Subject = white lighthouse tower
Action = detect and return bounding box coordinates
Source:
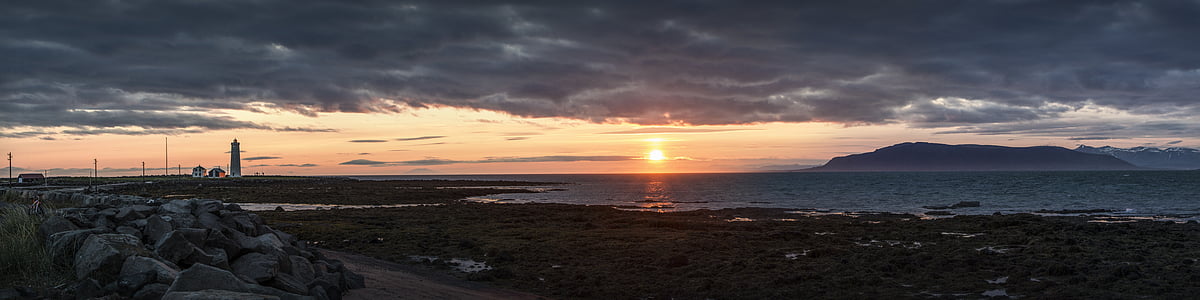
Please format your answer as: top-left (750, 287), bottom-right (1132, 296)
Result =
top-left (229, 139), bottom-right (242, 177)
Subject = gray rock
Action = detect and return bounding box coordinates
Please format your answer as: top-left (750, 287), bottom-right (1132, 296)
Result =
top-left (115, 271), bottom-right (155, 296)
top-left (197, 212), bottom-right (226, 231)
top-left (144, 215), bottom-right (174, 244)
top-left (341, 271), bottom-right (365, 290)
top-left (131, 205), bottom-right (157, 215)
top-left (46, 228), bottom-right (107, 267)
top-left (289, 256), bottom-right (315, 283)
top-left (93, 215), bottom-right (117, 230)
top-left (115, 226), bottom-right (142, 238)
top-left (225, 203), bottom-right (244, 211)
top-left (193, 199), bottom-right (223, 215)
top-left (155, 230), bottom-right (199, 265)
top-left (181, 248), bottom-right (227, 270)
top-left (178, 228), bottom-right (208, 246)
top-left (74, 278), bottom-right (106, 299)
top-left (160, 199), bottom-right (195, 215)
top-left (307, 286), bottom-right (329, 300)
top-left (204, 248), bottom-right (231, 270)
top-left (163, 290), bottom-right (281, 300)
top-left (131, 218), bottom-right (149, 228)
top-left (122, 256), bottom-right (181, 285)
top-left (167, 263), bottom-right (252, 293)
top-left (205, 230), bottom-right (242, 260)
top-left (257, 233), bottom-right (286, 253)
top-left (231, 253), bottom-right (280, 284)
top-left (132, 283), bottom-right (169, 300)
top-left (75, 234), bottom-right (149, 284)
top-left (308, 277), bottom-right (340, 300)
top-left (37, 216), bottom-right (80, 241)
top-left (163, 213), bottom-right (198, 229)
top-left (115, 207), bottom-right (146, 222)
top-left (99, 208), bottom-right (120, 218)
top-left (272, 230), bottom-right (298, 246)
top-left (0, 288), bottom-right (22, 300)
top-left (269, 273), bottom-right (310, 295)
top-left (222, 213), bottom-right (258, 236)
top-left (226, 229), bottom-right (263, 254)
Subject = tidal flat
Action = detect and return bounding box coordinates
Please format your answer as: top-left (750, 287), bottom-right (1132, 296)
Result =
top-left (262, 204), bottom-right (1200, 299)
top-left (110, 178), bottom-right (1200, 298)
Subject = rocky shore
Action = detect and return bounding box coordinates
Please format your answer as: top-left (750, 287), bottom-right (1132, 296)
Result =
top-left (2, 188), bottom-right (363, 300)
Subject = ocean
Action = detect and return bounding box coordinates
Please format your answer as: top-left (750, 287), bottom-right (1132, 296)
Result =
top-left (351, 171), bottom-right (1200, 217)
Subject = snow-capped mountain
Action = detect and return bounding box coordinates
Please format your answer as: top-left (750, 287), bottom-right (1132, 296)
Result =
top-left (1074, 145), bottom-right (1200, 170)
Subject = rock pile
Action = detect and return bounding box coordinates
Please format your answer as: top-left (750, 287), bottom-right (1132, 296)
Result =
top-left (17, 188), bottom-right (363, 300)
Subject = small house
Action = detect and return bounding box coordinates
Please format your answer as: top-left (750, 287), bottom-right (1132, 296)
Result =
top-left (17, 173), bottom-right (45, 183)
top-left (191, 165), bottom-right (207, 177)
top-left (207, 167), bottom-right (226, 178)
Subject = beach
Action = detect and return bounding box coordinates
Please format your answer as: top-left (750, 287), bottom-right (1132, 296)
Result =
top-left (105, 177), bottom-right (1200, 299)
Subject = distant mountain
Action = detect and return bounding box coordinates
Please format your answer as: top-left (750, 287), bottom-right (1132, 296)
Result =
top-left (1074, 145), bottom-right (1200, 170)
top-left (805, 142), bottom-right (1143, 172)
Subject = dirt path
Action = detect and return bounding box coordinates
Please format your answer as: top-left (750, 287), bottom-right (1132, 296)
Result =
top-left (318, 249), bottom-right (545, 300)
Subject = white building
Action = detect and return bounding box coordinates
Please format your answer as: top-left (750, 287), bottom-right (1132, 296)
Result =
top-left (191, 165), bottom-right (207, 177)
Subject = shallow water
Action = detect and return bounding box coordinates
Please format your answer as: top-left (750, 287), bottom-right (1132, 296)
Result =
top-left (352, 171), bottom-right (1200, 217)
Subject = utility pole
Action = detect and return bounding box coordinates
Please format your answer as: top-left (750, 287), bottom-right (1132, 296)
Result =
top-left (90, 158), bottom-right (97, 189)
top-left (142, 162), bottom-right (146, 177)
top-left (177, 164), bottom-right (181, 176)
top-left (6, 152), bottom-right (11, 184)
top-left (165, 137), bottom-right (169, 176)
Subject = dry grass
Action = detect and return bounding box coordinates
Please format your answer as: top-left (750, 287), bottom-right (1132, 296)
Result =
top-left (0, 191), bottom-right (72, 288)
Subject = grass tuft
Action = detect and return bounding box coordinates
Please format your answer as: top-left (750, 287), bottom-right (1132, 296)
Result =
top-left (0, 192), bottom-right (72, 288)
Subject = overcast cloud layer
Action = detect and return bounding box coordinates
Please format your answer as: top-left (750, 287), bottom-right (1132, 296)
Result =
top-left (3, 0), bottom-right (1199, 137)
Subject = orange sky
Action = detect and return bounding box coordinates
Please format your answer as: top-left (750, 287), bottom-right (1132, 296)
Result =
top-left (3, 106), bottom-right (1185, 176)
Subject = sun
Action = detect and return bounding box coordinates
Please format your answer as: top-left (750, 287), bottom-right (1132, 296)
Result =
top-left (648, 150), bottom-right (666, 161)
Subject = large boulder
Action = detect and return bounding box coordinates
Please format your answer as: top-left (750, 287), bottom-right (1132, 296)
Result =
top-left (197, 212), bottom-right (227, 231)
top-left (155, 230), bottom-right (199, 265)
top-left (122, 256), bottom-right (181, 285)
top-left (221, 213), bottom-right (259, 236)
top-left (162, 213), bottom-right (198, 229)
top-left (115, 206), bottom-right (146, 222)
top-left (163, 290), bottom-right (280, 300)
top-left (37, 216), bottom-right (80, 241)
top-left (205, 230), bottom-right (243, 259)
top-left (167, 263), bottom-right (252, 293)
top-left (46, 228), bottom-right (108, 267)
top-left (132, 283), bottom-right (169, 300)
top-left (289, 256), bottom-right (316, 283)
top-left (144, 215), bottom-right (174, 244)
top-left (192, 199), bottom-right (223, 216)
top-left (159, 199), bottom-right (195, 215)
top-left (231, 253), bottom-right (280, 284)
top-left (75, 234), bottom-right (150, 284)
top-left (269, 273), bottom-right (310, 295)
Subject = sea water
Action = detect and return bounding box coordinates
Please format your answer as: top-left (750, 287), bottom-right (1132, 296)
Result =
top-left (351, 171), bottom-right (1200, 217)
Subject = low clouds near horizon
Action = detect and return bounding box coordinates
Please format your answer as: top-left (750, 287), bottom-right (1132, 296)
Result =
top-left (340, 155), bottom-right (638, 166)
top-left (3, 1), bottom-right (1200, 139)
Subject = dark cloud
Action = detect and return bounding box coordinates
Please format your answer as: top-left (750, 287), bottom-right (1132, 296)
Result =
top-left (277, 163), bottom-right (318, 167)
top-left (395, 136), bottom-right (446, 141)
top-left (600, 127), bottom-right (757, 134)
top-left (1068, 137), bottom-right (1124, 141)
top-left (3, 0), bottom-right (1200, 136)
top-left (349, 139), bottom-right (388, 143)
top-left (243, 156), bottom-right (282, 161)
top-left (506, 137), bottom-right (530, 141)
top-left (339, 155), bottom-right (637, 166)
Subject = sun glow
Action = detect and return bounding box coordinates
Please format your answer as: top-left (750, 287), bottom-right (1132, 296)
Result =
top-left (648, 150), bottom-right (666, 161)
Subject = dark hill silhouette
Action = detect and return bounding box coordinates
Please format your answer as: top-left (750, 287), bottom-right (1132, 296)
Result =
top-left (806, 142), bottom-right (1143, 172)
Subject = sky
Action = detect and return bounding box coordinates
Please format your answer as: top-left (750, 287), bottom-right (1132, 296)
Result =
top-left (2, 0), bottom-right (1199, 176)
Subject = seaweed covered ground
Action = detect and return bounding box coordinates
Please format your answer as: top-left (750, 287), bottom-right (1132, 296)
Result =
top-left (261, 204), bottom-right (1200, 299)
top-left (106, 177), bottom-right (555, 205)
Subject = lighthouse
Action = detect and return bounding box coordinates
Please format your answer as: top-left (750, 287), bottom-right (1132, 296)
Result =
top-left (229, 139), bottom-right (242, 177)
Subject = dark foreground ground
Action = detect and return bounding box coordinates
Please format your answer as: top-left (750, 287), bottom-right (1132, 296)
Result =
top-left (107, 178), bottom-right (1200, 299)
top-left (262, 204), bottom-right (1200, 299)
top-left (106, 177), bottom-right (553, 205)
